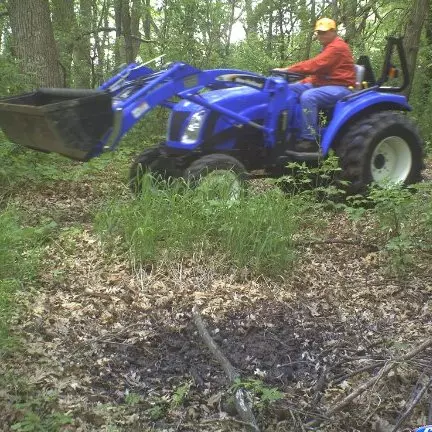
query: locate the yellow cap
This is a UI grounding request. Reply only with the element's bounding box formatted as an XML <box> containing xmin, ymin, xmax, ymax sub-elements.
<box><xmin>315</xmin><ymin>18</ymin><xmax>337</xmax><ymax>32</ymax></box>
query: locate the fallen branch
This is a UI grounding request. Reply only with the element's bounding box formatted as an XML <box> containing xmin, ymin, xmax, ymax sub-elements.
<box><xmin>306</xmin><ymin>337</ymin><xmax>432</xmax><ymax>428</ymax></box>
<box><xmin>391</xmin><ymin>376</ymin><xmax>432</xmax><ymax>432</ymax></box>
<box><xmin>192</xmin><ymin>305</ymin><xmax>260</xmax><ymax>432</ymax></box>
<box><xmin>428</xmin><ymin>390</ymin><xmax>432</xmax><ymax>425</ymax></box>
<box><xmin>332</xmin><ymin>361</ymin><xmax>385</xmax><ymax>385</ymax></box>
<box><xmin>310</xmin><ymin>367</ymin><xmax>327</xmax><ymax>408</ymax></box>
<box><xmin>293</xmin><ymin>238</ymin><xmax>378</xmax><ymax>251</ymax></box>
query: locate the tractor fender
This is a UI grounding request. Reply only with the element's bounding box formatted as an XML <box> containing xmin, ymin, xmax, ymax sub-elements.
<box><xmin>321</xmin><ymin>92</ymin><xmax>412</xmax><ymax>155</ymax></box>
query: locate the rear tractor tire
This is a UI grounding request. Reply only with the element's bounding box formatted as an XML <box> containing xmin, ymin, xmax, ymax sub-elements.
<box><xmin>338</xmin><ymin>111</ymin><xmax>424</xmax><ymax>194</ymax></box>
<box><xmin>184</xmin><ymin>154</ymin><xmax>247</xmax><ymax>202</ymax></box>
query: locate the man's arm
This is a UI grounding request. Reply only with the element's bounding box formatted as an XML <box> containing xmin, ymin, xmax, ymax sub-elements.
<box><xmin>286</xmin><ymin>45</ymin><xmax>341</xmax><ymax>75</ymax></box>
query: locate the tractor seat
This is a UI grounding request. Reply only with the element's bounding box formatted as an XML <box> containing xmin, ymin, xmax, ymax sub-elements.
<box><xmin>354</xmin><ymin>64</ymin><xmax>366</xmax><ymax>90</ymax></box>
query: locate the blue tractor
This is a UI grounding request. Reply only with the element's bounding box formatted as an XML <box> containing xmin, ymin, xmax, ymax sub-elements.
<box><xmin>0</xmin><ymin>37</ymin><xmax>424</xmax><ymax>195</ymax></box>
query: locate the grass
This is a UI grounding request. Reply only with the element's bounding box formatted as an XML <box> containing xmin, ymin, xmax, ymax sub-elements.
<box><xmin>0</xmin><ymin>207</ymin><xmax>48</xmax><ymax>354</ymax></box>
<box><xmin>95</xmin><ymin>175</ymin><xmax>319</xmax><ymax>276</ymax></box>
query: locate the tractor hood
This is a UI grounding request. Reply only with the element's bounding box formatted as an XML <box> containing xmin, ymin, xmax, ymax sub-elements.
<box><xmin>167</xmin><ymin>84</ymin><xmax>270</xmax><ymax>149</ymax></box>
<box><xmin>176</xmin><ymin>85</ymin><xmax>269</xmax><ymax>113</ymax></box>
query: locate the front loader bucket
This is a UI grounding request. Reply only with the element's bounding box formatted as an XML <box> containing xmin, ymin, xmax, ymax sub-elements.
<box><xmin>0</xmin><ymin>88</ymin><xmax>113</xmax><ymax>161</ymax></box>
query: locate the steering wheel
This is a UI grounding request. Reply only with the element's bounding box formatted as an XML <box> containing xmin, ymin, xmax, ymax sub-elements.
<box><xmin>270</xmin><ymin>70</ymin><xmax>305</xmax><ymax>83</ymax></box>
<box><xmin>142</xmin><ymin>54</ymin><xmax>166</xmax><ymax>67</ymax></box>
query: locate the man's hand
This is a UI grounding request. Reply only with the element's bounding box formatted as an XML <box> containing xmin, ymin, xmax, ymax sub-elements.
<box><xmin>272</xmin><ymin>67</ymin><xmax>288</xmax><ymax>72</ymax></box>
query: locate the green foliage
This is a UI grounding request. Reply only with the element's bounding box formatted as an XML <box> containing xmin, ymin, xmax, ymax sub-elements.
<box><xmin>95</xmin><ymin>176</ymin><xmax>312</xmax><ymax>275</ymax></box>
<box><xmin>11</xmin><ymin>391</ymin><xmax>72</xmax><ymax>432</ymax></box>
<box><xmin>231</xmin><ymin>378</ymin><xmax>284</xmax><ymax>408</ymax></box>
<box><xmin>0</xmin><ymin>56</ymin><xmax>30</xmax><ymax>96</ymax></box>
<box><xmin>275</xmin><ymin>153</ymin><xmax>348</xmax><ymax>205</ymax></box>
<box><xmin>226</xmin><ymin>36</ymin><xmax>278</xmax><ymax>74</ymax></box>
<box><xmin>346</xmin><ymin>183</ymin><xmax>432</xmax><ymax>274</ymax></box>
<box><xmin>0</xmin><ymin>138</ymin><xmax>131</xmax><ymax>196</ymax></box>
<box><xmin>146</xmin><ymin>403</ymin><xmax>167</xmax><ymax>421</ymax></box>
<box><xmin>119</xmin><ymin>110</ymin><xmax>168</xmax><ymax>151</ymax></box>
<box><xmin>124</xmin><ymin>392</ymin><xmax>142</xmax><ymax>406</ymax></box>
<box><xmin>171</xmin><ymin>381</ymin><xmax>192</xmax><ymax>408</ymax></box>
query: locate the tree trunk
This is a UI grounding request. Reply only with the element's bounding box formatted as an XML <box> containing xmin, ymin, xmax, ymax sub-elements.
<box><xmin>225</xmin><ymin>0</ymin><xmax>236</xmax><ymax>56</ymax></box>
<box><xmin>423</xmin><ymin>1</ymin><xmax>432</xmax><ymax>97</ymax></box>
<box><xmin>143</xmin><ymin>0</ymin><xmax>151</xmax><ymax>39</ymax></box>
<box><xmin>114</xmin><ymin>0</ymin><xmax>124</xmax><ymax>65</ymax></box>
<box><xmin>92</xmin><ymin>0</ymin><xmax>106</xmax><ymax>87</ymax></box>
<box><xmin>245</xmin><ymin>0</ymin><xmax>258</xmax><ymax>37</ymax></box>
<box><xmin>142</xmin><ymin>0</ymin><xmax>156</xmax><ymax>58</ymax></box>
<box><xmin>74</xmin><ymin>0</ymin><xmax>93</xmax><ymax>88</ymax></box>
<box><xmin>131</xmin><ymin>0</ymin><xmax>142</xmax><ymax>60</ymax></box>
<box><xmin>122</xmin><ymin>0</ymin><xmax>134</xmax><ymax>63</ymax></box>
<box><xmin>303</xmin><ymin>0</ymin><xmax>316</xmax><ymax>60</ymax></box>
<box><xmin>52</xmin><ymin>0</ymin><xmax>76</xmax><ymax>87</ymax></box>
<box><xmin>267</xmin><ymin>10</ymin><xmax>273</xmax><ymax>53</ymax></box>
<box><xmin>342</xmin><ymin>0</ymin><xmax>358</xmax><ymax>45</ymax></box>
<box><xmin>403</xmin><ymin>0</ymin><xmax>429</xmax><ymax>98</ymax></box>
<box><xmin>7</xmin><ymin>0</ymin><xmax>62</xmax><ymax>88</ymax></box>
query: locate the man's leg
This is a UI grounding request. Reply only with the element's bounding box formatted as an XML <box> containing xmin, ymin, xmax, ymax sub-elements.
<box><xmin>289</xmin><ymin>82</ymin><xmax>313</xmax><ymax>97</ymax></box>
<box><xmin>299</xmin><ymin>85</ymin><xmax>352</xmax><ymax>142</ymax></box>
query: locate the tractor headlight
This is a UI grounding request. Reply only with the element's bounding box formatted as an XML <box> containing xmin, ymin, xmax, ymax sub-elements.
<box><xmin>181</xmin><ymin>110</ymin><xmax>206</xmax><ymax>144</ymax></box>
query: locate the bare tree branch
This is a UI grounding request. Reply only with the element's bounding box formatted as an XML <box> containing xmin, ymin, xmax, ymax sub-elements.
<box><xmin>306</xmin><ymin>337</ymin><xmax>432</xmax><ymax>428</ymax></box>
<box><xmin>74</xmin><ymin>27</ymin><xmax>155</xmax><ymax>43</ymax></box>
<box><xmin>391</xmin><ymin>376</ymin><xmax>432</xmax><ymax>432</ymax></box>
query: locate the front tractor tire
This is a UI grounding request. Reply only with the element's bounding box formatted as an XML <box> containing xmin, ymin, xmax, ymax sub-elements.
<box><xmin>184</xmin><ymin>154</ymin><xmax>247</xmax><ymax>202</ymax></box>
<box><xmin>338</xmin><ymin>111</ymin><xmax>424</xmax><ymax>194</ymax></box>
<box><xmin>129</xmin><ymin>146</ymin><xmax>173</xmax><ymax>194</ymax></box>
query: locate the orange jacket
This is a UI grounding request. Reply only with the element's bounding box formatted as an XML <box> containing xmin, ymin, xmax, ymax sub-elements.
<box><xmin>288</xmin><ymin>36</ymin><xmax>356</xmax><ymax>87</ymax></box>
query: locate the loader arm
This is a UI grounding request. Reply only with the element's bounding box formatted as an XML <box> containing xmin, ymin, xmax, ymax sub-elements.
<box><xmin>0</xmin><ymin>61</ymin><xmax>289</xmax><ymax>161</ymax></box>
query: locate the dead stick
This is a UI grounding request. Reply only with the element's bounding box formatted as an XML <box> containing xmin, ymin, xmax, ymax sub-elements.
<box><xmin>332</xmin><ymin>361</ymin><xmax>385</xmax><ymax>385</ymax></box>
<box><xmin>391</xmin><ymin>377</ymin><xmax>432</xmax><ymax>432</ymax></box>
<box><xmin>192</xmin><ymin>305</ymin><xmax>260</xmax><ymax>432</ymax></box>
<box><xmin>293</xmin><ymin>238</ymin><xmax>378</xmax><ymax>250</ymax></box>
<box><xmin>428</xmin><ymin>391</ymin><xmax>432</xmax><ymax>425</ymax></box>
<box><xmin>306</xmin><ymin>337</ymin><xmax>432</xmax><ymax>427</ymax></box>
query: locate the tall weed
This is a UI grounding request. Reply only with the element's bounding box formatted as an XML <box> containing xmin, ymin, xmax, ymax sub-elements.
<box><xmin>95</xmin><ymin>177</ymin><xmax>314</xmax><ymax>275</ymax></box>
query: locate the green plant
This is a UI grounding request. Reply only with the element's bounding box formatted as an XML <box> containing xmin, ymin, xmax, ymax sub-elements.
<box><xmin>231</xmin><ymin>378</ymin><xmax>284</xmax><ymax>408</ymax></box>
<box><xmin>146</xmin><ymin>404</ymin><xmax>166</xmax><ymax>421</ymax></box>
<box><xmin>275</xmin><ymin>152</ymin><xmax>347</xmax><ymax>204</ymax></box>
<box><xmin>0</xmin><ymin>135</ymin><xmax>132</xmax><ymax>197</ymax></box>
<box><xmin>11</xmin><ymin>392</ymin><xmax>73</xmax><ymax>432</ymax></box>
<box><xmin>125</xmin><ymin>392</ymin><xmax>142</xmax><ymax>406</ymax></box>
<box><xmin>171</xmin><ymin>381</ymin><xmax>192</xmax><ymax>408</ymax></box>
<box><xmin>346</xmin><ymin>182</ymin><xmax>432</xmax><ymax>274</ymax></box>
<box><xmin>95</xmin><ymin>177</ymin><xmax>313</xmax><ymax>275</ymax></box>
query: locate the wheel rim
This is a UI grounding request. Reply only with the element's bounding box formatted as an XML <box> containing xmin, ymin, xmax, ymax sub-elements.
<box><xmin>195</xmin><ymin>170</ymin><xmax>242</xmax><ymax>203</ymax></box>
<box><xmin>370</xmin><ymin>136</ymin><xmax>412</xmax><ymax>185</ymax></box>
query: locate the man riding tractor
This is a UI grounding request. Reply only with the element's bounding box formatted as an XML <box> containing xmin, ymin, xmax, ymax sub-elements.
<box><xmin>274</xmin><ymin>17</ymin><xmax>355</xmax><ymax>152</ymax></box>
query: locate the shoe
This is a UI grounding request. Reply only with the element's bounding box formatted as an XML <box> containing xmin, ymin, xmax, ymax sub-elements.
<box><xmin>295</xmin><ymin>140</ymin><xmax>318</xmax><ymax>152</ymax></box>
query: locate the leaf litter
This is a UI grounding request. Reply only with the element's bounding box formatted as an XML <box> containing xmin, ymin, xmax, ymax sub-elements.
<box><xmin>2</xmin><ymin>170</ymin><xmax>432</xmax><ymax>432</ymax></box>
